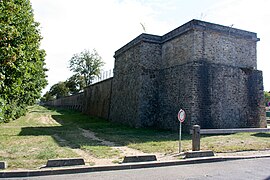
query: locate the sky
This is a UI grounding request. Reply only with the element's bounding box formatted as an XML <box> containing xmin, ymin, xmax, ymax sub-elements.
<box><xmin>31</xmin><ymin>0</ymin><xmax>270</xmax><ymax>93</ymax></box>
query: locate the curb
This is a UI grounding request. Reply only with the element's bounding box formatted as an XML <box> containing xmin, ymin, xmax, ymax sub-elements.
<box><xmin>1</xmin><ymin>154</ymin><xmax>270</xmax><ymax>178</ymax></box>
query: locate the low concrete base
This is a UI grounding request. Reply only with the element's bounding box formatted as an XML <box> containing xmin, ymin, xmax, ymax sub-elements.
<box><xmin>184</xmin><ymin>150</ymin><xmax>214</xmax><ymax>159</ymax></box>
<box><xmin>45</xmin><ymin>158</ymin><xmax>85</xmax><ymax>168</ymax></box>
<box><xmin>122</xmin><ymin>155</ymin><xmax>157</xmax><ymax>163</ymax></box>
<box><xmin>0</xmin><ymin>161</ymin><xmax>7</xmax><ymax>169</ymax></box>
<box><xmin>190</xmin><ymin>128</ymin><xmax>270</xmax><ymax>135</ymax></box>
<box><xmin>1</xmin><ymin>154</ymin><xmax>270</xmax><ymax>178</ymax></box>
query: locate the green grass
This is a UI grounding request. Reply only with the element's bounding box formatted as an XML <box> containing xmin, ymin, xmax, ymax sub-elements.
<box><xmin>201</xmin><ymin>132</ymin><xmax>270</xmax><ymax>152</ymax></box>
<box><xmin>0</xmin><ymin>106</ymin><xmax>77</xmax><ymax>169</ymax></box>
<box><xmin>0</xmin><ymin>105</ymin><xmax>270</xmax><ymax>170</ymax></box>
<box><xmin>0</xmin><ymin>106</ymin><xmax>120</xmax><ymax>169</ymax></box>
<box><xmin>47</xmin><ymin>107</ymin><xmax>270</xmax><ymax>154</ymax></box>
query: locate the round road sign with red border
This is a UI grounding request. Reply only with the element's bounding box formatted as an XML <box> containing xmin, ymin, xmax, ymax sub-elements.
<box><xmin>178</xmin><ymin>109</ymin><xmax>186</xmax><ymax>123</ymax></box>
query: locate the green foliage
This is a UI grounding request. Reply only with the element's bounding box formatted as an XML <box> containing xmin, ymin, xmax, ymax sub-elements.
<box><xmin>40</xmin><ymin>91</ymin><xmax>54</xmax><ymax>102</ymax></box>
<box><xmin>0</xmin><ymin>0</ymin><xmax>47</xmax><ymax>122</ymax></box>
<box><xmin>265</xmin><ymin>91</ymin><xmax>270</xmax><ymax>106</ymax></box>
<box><xmin>0</xmin><ymin>98</ymin><xmax>5</xmax><ymax>122</ymax></box>
<box><xmin>41</xmin><ymin>75</ymin><xmax>85</xmax><ymax>101</ymax></box>
<box><xmin>66</xmin><ymin>74</ymin><xmax>86</xmax><ymax>94</ymax></box>
<box><xmin>69</xmin><ymin>49</ymin><xmax>105</xmax><ymax>86</ymax></box>
<box><xmin>41</xmin><ymin>49</ymin><xmax>103</xmax><ymax>102</ymax></box>
<box><xmin>49</xmin><ymin>81</ymin><xmax>69</xmax><ymax>99</ymax></box>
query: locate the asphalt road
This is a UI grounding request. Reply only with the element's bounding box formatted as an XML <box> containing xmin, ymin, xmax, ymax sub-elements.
<box><xmin>14</xmin><ymin>158</ymin><xmax>270</xmax><ymax>180</ymax></box>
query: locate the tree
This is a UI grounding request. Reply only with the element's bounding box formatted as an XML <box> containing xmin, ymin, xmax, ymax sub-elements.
<box><xmin>40</xmin><ymin>91</ymin><xmax>55</xmax><ymax>102</ymax></box>
<box><xmin>49</xmin><ymin>81</ymin><xmax>70</xmax><ymax>99</ymax></box>
<box><xmin>69</xmin><ymin>49</ymin><xmax>104</xmax><ymax>86</ymax></box>
<box><xmin>0</xmin><ymin>0</ymin><xmax>47</xmax><ymax>122</ymax></box>
<box><xmin>265</xmin><ymin>91</ymin><xmax>270</xmax><ymax>106</ymax></box>
<box><xmin>41</xmin><ymin>74</ymin><xmax>85</xmax><ymax>102</ymax></box>
<box><xmin>66</xmin><ymin>74</ymin><xmax>86</xmax><ymax>95</ymax></box>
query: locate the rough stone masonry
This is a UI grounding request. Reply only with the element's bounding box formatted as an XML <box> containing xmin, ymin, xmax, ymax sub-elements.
<box><xmin>46</xmin><ymin>19</ymin><xmax>266</xmax><ymax>132</ymax></box>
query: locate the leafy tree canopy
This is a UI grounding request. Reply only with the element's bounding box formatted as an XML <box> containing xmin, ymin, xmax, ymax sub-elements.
<box><xmin>41</xmin><ymin>74</ymin><xmax>86</xmax><ymax>101</ymax></box>
<box><xmin>0</xmin><ymin>0</ymin><xmax>47</xmax><ymax>122</ymax></box>
<box><xmin>66</xmin><ymin>74</ymin><xmax>86</xmax><ymax>95</ymax></box>
<box><xmin>69</xmin><ymin>49</ymin><xmax>104</xmax><ymax>86</ymax></box>
<box><xmin>265</xmin><ymin>91</ymin><xmax>270</xmax><ymax>106</ymax></box>
<box><xmin>41</xmin><ymin>49</ymin><xmax>104</xmax><ymax>103</ymax></box>
<box><xmin>40</xmin><ymin>91</ymin><xmax>54</xmax><ymax>103</ymax></box>
<box><xmin>49</xmin><ymin>81</ymin><xmax>69</xmax><ymax>99</ymax></box>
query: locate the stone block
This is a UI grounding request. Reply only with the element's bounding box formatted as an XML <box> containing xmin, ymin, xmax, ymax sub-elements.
<box><xmin>122</xmin><ymin>155</ymin><xmax>157</xmax><ymax>163</ymax></box>
<box><xmin>0</xmin><ymin>161</ymin><xmax>7</xmax><ymax>169</ymax></box>
<box><xmin>46</xmin><ymin>158</ymin><xmax>85</xmax><ymax>168</ymax></box>
<box><xmin>184</xmin><ymin>150</ymin><xmax>214</xmax><ymax>159</ymax></box>
<box><xmin>192</xmin><ymin>125</ymin><xmax>201</xmax><ymax>151</ymax></box>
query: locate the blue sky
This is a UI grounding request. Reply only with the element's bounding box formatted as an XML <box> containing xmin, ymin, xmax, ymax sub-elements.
<box><xmin>31</xmin><ymin>0</ymin><xmax>270</xmax><ymax>93</ymax></box>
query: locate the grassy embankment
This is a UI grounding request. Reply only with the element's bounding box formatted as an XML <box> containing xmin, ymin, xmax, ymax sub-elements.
<box><xmin>0</xmin><ymin>105</ymin><xmax>269</xmax><ymax>169</ymax></box>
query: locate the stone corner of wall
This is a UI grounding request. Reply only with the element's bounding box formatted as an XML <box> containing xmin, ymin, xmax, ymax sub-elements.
<box><xmin>192</xmin><ymin>19</ymin><xmax>259</xmax><ymax>41</ymax></box>
<box><xmin>114</xmin><ymin>33</ymin><xmax>162</xmax><ymax>58</ymax></box>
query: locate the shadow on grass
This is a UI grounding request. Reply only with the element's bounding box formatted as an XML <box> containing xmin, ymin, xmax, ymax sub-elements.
<box><xmin>251</xmin><ymin>133</ymin><xmax>270</xmax><ymax>138</ymax></box>
<box><xmin>19</xmin><ymin>107</ymin><xmax>190</xmax><ymax>150</ymax></box>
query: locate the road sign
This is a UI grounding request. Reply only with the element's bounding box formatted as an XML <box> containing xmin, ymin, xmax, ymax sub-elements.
<box><xmin>178</xmin><ymin>109</ymin><xmax>186</xmax><ymax>123</ymax></box>
<box><xmin>178</xmin><ymin>108</ymin><xmax>186</xmax><ymax>153</ymax></box>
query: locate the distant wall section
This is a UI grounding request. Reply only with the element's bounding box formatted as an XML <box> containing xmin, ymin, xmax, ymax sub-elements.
<box><xmin>83</xmin><ymin>78</ymin><xmax>112</xmax><ymax>119</ymax></box>
<box><xmin>46</xmin><ymin>78</ymin><xmax>112</xmax><ymax>120</ymax></box>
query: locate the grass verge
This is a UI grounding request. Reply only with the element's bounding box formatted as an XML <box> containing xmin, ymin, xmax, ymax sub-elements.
<box><xmin>0</xmin><ymin>106</ymin><xmax>120</xmax><ymax>169</ymax></box>
<box><xmin>50</xmin><ymin>107</ymin><xmax>270</xmax><ymax>154</ymax></box>
<box><xmin>0</xmin><ymin>105</ymin><xmax>269</xmax><ymax>169</ymax></box>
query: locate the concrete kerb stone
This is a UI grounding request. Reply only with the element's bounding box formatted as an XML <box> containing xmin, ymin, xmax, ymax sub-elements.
<box><xmin>184</xmin><ymin>150</ymin><xmax>215</xmax><ymax>159</ymax></box>
<box><xmin>0</xmin><ymin>162</ymin><xmax>7</xmax><ymax>170</ymax></box>
<box><xmin>44</xmin><ymin>158</ymin><xmax>85</xmax><ymax>168</ymax></box>
<box><xmin>122</xmin><ymin>155</ymin><xmax>157</xmax><ymax>163</ymax></box>
<box><xmin>1</xmin><ymin>154</ymin><xmax>270</xmax><ymax>178</ymax></box>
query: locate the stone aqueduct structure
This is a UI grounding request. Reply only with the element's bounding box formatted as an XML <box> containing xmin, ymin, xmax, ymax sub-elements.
<box><xmin>46</xmin><ymin>20</ymin><xmax>266</xmax><ymax>132</ymax></box>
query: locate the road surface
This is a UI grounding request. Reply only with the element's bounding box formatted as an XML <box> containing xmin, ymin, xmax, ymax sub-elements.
<box><xmin>23</xmin><ymin>157</ymin><xmax>270</xmax><ymax>180</ymax></box>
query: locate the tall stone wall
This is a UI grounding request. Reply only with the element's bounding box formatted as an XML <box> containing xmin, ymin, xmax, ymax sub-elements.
<box><xmin>83</xmin><ymin>78</ymin><xmax>112</xmax><ymax>119</ymax></box>
<box><xmin>45</xmin><ymin>93</ymin><xmax>84</xmax><ymax>111</ymax></box>
<box><xmin>110</xmin><ymin>19</ymin><xmax>266</xmax><ymax>131</ymax></box>
<box><xmin>109</xmin><ymin>42</ymin><xmax>143</xmax><ymax>127</ymax></box>
<box><xmin>157</xmin><ymin>63</ymin><xmax>195</xmax><ymax>132</ymax></box>
<box><xmin>110</xmin><ymin>39</ymin><xmax>162</xmax><ymax>127</ymax></box>
<box><xmin>46</xmin><ymin>19</ymin><xmax>266</xmax><ymax>132</ymax></box>
<box><xmin>46</xmin><ymin>78</ymin><xmax>112</xmax><ymax>120</ymax></box>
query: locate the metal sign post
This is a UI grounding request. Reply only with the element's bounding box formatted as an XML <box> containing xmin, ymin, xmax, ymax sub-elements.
<box><xmin>179</xmin><ymin>121</ymin><xmax>182</xmax><ymax>153</ymax></box>
<box><xmin>178</xmin><ymin>109</ymin><xmax>186</xmax><ymax>153</ymax></box>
